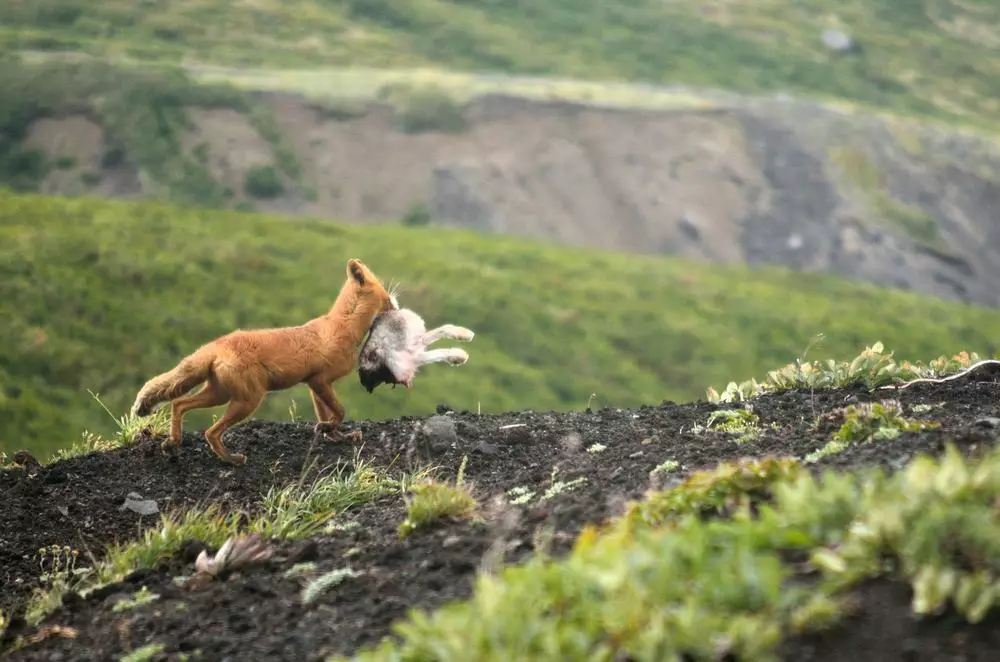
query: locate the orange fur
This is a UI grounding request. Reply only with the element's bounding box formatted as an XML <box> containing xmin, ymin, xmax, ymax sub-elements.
<box><xmin>130</xmin><ymin>258</ymin><xmax>397</xmax><ymax>466</ymax></box>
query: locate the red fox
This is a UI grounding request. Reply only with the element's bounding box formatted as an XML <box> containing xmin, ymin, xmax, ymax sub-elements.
<box><xmin>358</xmin><ymin>308</ymin><xmax>474</xmax><ymax>393</ymax></box>
<box><xmin>130</xmin><ymin>258</ymin><xmax>399</xmax><ymax>466</ymax></box>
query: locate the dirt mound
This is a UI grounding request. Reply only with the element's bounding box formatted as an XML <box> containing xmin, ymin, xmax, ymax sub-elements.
<box><xmin>3</xmin><ymin>376</ymin><xmax>1000</xmax><ymax>660</ymax></box>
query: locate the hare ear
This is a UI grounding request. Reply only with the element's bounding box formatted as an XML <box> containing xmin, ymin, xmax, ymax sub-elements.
<box><xmin>347</xmin><ymin>259</ymin><xmax>366</xmax><ymax>286</ymax></box>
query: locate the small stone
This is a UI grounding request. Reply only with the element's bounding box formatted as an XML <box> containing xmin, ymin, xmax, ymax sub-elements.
<box><xmin>560</xmin><ymin>432</ymin><xmax>583</xmax><ymax>453</ymax></box>
<box><xmin>421</xmin><ymin>415</ymin><xmax>458</xmax><ymax>454</ymax></box>
<box><xmin>474</xmin><ymin>441</ymin><xmax>499</xmax><ymax>456</ymax></box>
<box><xmin>821</xmin><ymin>28</ymin><xmax>854</xmax><ymax>53</ymax></box>
<box><xmin>119</xmin><ymin>492</ymin><xmax>159</xmax><ymax>516</ymax></box>
<box><xmin>973</xmin><ymin>417</ymin><xmax>1000</xmax><ymax>429</ymax></box>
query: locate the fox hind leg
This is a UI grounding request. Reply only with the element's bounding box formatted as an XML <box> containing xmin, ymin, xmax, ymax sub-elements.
<box><xmin>203</xmin><ymin>394</ymin><xmax>264</xmax><ymax>466</ymax></box>
<box><xmin>165</xmin><ymin>382</ymin><xmax>228</xmax><ymax>454</ymax></box>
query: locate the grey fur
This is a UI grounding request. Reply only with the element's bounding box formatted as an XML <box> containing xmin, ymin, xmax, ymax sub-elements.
<box><xmin>358</xmin><ymin>308</ymin><xmax>474</xmax><ymax>393</ymax></box>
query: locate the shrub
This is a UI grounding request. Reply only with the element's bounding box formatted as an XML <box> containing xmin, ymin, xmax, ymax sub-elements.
<box><xmin>402</xmin><ymin>202</ymin><xmax>432</xmax><ymax>226</ymax></box>
<box><xmin>243</xmin><ymin>164</ymin><xmax>284</xmax><ymax>199</ymax></box>
<box><xmin>390</xmin><ymin>84</ymin><xmax>468</xmax><ymax>134</ymax></box>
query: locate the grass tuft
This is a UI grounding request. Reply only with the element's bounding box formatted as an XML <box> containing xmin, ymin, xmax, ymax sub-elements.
<box><xmin>47</xmin><ymin>392</ymin><xmax>170</xmax><ymax>464</ymax></box>
<box><xmin>21</xmin><ymin>455</ymin><xmax>412</xmax><ymax>628</ymax></box>
<box><xmin>95</xmin><ymin>505</ymin><xmax>244</xmax><ymax>588</ymax></box>
<box><xmin>399</xmin><ymin>456</ymin><xmax>478</xmax><ymax>537</ymax></box>
<box><xmin>257</xmin><ymin>452</ymin><xmax>406</xmax><ymax>540</ymax></box>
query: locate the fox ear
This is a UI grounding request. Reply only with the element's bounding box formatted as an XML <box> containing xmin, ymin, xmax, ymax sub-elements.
<box><xmin>347</xmin><ymin>259</ymin><xmax>366</xmax><ymax>286</ymax></box>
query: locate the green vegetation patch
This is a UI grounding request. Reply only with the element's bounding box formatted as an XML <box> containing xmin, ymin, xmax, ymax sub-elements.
<box><xmin>805</xmin><ymin>399</ymin><xmax>941</xmax><ymax>463</ymax></box>
<box><xmin>341</xmin><ymin>443</ymin><xmax>1000</xmax><ymax>661</ymax></box>
<box><xmin>0</xmin><ymin>57</ymin><xmax>297</xmax><ymax>205</ymax></box>
<box><xmin>708</xmin><ymin>343</ymin><xmax>984</xmax><ymax>405</ymax></box>
<box><xmin>829</xmin><ymin>145</ymin><xmax>942</xmax><ymax>247</ymax></box>
<box><xmin>4</xmin><ymin>194</ymin><xmax>1000</xmax><ymax>460</ymax></box>
<box><xmin>379</xmin><ymin>82</ymin><xmax>469</xmax><ymax>134</ymax></box>
<box><xmin>11</xmin><ymin>452</ymin><xmax>423</xmax><ymax>631</ymax></box>
<box><xmin>694</xmin><ymin>404</ymin><xmax>776</xmax><ymax>445</ymax></box>
<box><xmin>5</xmin><ymin>0</ymin><xmax>1000</xmax><ymax>132</ymax></box>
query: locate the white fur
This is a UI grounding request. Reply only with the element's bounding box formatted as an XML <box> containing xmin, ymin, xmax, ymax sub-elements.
<box><xmin>359</xmin><ymin>306</ymin><xmax>474</xmax><ymax>389</ymax></box>
<box><xmin>393</xmin><ymin>311</ymin><xmax>473</xmax><ymax>387</ymax></box>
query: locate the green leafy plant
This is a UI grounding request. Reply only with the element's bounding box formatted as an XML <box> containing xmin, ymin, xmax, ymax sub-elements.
<box><xmin>708</xmin><ymin>343</ymin><xmax>982</xmax><ymax>404</ymax></box>
<box><xmin>695</xmin><ymin>404</ymin><xmax>774</xmax><ymax>444</ymax></box>
<box><xmin>807</xmin><ymin>444</ymin><xmax>1000</xmax><ymax>622</ymax></box>
<box><xmin>626</xmin><ymin>456</ymin><xmax>805</xmax><ymax>528</ymax></box>
<box><xmin>301</xmin><ymin>567</ymin><xmax>361</xmax><ymax>605</ymax></box>
<box><xmin>341</xmin><ymin>442</ymin><xmax>1000</xmax><ymax>662</ymax></box>
<box><xmin>804</xmin><ymin>399</ymin><xmax>941</xmax><ymax>463</ymax></box>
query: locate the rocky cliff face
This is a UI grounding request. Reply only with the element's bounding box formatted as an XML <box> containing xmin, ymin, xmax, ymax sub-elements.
<box><xmin>25</xmin><ymin>90</ymin><xmax>1000</xmax><ymax>307</ymax></box>
<box><xmin>411</xmin><ymin>94</ymin><xmax>1000</xmax><ymax>308</ymax></box>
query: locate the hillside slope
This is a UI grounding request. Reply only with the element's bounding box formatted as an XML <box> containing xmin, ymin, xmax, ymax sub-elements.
<box><xmin>2</xmin><ymin>191</ymin><xmax>1000</xmax><ymax>459</ymax></box>
<box><xmin>9</xmin><ymin>57</ymin><xmax>1000</xmax><ymax>308</ymax></box>
<box><xmin>3</xmin><ymin>0</ymin><xmax>1000</xmax><ymax>131</ymax></box>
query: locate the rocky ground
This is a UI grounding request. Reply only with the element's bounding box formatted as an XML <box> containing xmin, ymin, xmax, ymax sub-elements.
<box><xmin>2</xmin><ymin>374</ymin><xmax>1000</xmax><ymax>661</ymax></box>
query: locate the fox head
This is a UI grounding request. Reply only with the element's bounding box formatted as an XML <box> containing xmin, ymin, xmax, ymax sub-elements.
<box><xmin>344</xmin><ymin>258</ymin><xmax>399</xmax><ymax>316</ymax></box>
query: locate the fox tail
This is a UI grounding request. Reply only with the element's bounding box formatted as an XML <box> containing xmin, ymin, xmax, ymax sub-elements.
<box><xmin>131</xmin><ymin>346</ymin><xmax>216</xmax><ymax>417</ymax></box>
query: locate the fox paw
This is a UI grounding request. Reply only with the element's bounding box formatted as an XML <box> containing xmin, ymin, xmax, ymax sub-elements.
<box><xmin>315</xmin><ymin>422</ymin><xmax>363</xmax><ymax>443</ymax></box>
<box><xmin>160</xmin><ymin>439</ymin><xmax>181</xmax><ymax>455</ymax></box>
<box><xmin>453</xmin><ymin>327</ymin><xmax>475</xmax><ymax>342</ymax></box>
<box><xmin>314</xmin><ymin>422</ymin><xmax>335</xmax><ymax>436</ymax></box>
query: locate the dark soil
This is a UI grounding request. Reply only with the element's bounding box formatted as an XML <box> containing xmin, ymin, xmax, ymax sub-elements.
<box><xmin>3</xmin><ymin>376</ymin><xmax>1000</xmax><ymax>661</ymax></box>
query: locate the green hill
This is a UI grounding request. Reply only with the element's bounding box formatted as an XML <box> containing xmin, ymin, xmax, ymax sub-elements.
<box><xmin>3</xmin><ymin>0</ymin><xmax>1000</xmax><ymax>132</ymax></box>
<box><xmin>2</xmin><ymin>189</ymin><xmax>999</xmax><ymax>460</ymax></box>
